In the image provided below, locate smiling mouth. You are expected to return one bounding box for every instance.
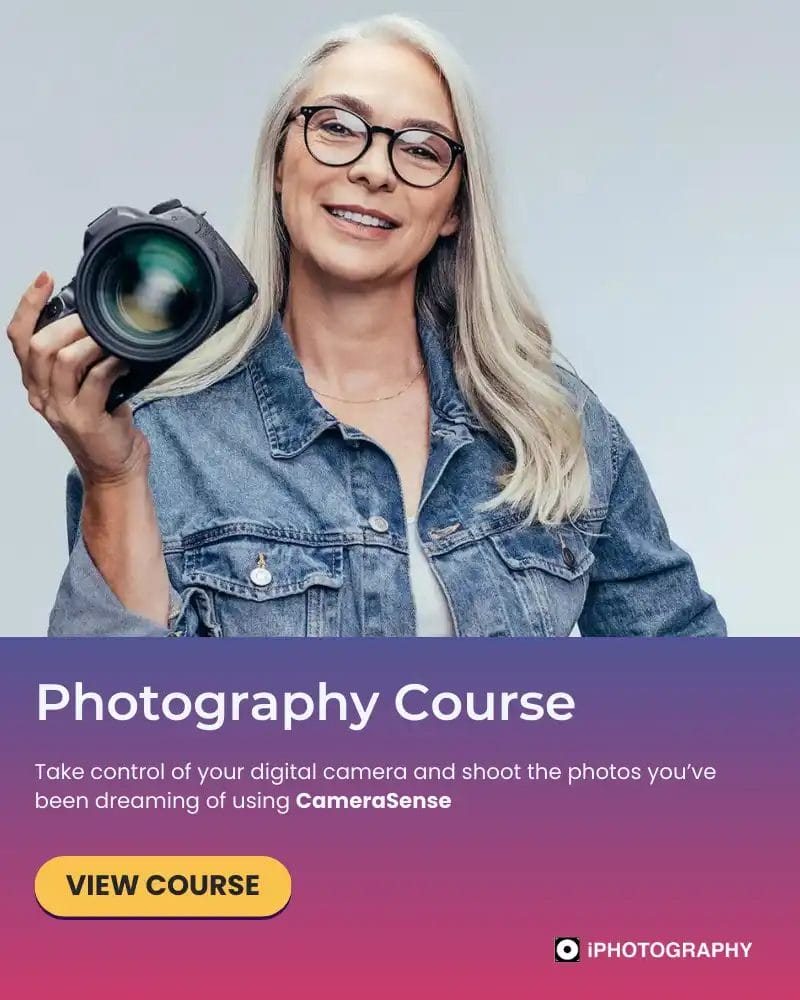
[324,206,399,230]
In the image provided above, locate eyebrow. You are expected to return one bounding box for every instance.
[311,93,458,140]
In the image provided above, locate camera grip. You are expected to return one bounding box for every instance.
[34,283,78,333]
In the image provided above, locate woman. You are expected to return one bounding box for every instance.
[8,15,725,637]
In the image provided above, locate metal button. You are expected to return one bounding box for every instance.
[250,552,272,587]
[368,515,389,533]
[562,546,576,570]
[250,566,272,587]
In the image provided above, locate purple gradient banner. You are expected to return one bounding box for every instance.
[0,639,796,998]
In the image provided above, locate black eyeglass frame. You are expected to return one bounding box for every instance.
[289,104,466,188]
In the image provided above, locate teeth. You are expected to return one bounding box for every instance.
[330,208,393,229]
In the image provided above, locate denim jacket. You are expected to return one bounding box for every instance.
[48,314,726,637]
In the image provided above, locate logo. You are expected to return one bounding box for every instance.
[555,937,581,962]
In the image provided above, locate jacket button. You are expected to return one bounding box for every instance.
[250,566,273,586]
[562,546,576,570]
[368,515,390,533]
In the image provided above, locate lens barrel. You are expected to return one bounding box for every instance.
[75,222,222,364]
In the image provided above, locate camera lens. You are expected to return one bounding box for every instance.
[90,229,214,354]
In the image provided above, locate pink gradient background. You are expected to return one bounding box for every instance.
[0,639,795,998]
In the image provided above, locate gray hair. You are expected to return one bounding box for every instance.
[139,14,591,526]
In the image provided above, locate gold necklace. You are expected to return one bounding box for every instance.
[304,360,426,404]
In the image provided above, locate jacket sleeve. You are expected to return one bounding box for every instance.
[47,465,192,637]
[577,414,727,636]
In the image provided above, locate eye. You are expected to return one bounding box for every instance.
[407,146,439,161]
[395,130,450,166]
[321,121,354,137]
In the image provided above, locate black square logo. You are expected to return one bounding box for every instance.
[555,937,581,962]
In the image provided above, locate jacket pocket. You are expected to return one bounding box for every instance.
[488,521,596,636]
[181,527,344,636]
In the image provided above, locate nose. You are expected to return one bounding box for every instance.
[346,133,397,192]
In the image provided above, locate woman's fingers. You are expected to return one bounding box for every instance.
[5,272,54,373]
[6,272,116,413]
[8,273,142,482]
[74,354,131,415]
[28,316,95,402]
[48,335,109,404]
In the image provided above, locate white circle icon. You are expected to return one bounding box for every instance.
[555,938,580,962]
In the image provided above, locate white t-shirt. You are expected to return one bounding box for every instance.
[406,516,456,637]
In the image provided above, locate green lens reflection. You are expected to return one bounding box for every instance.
[96,231,210,347]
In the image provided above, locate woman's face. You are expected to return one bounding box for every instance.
[275,40,462,288]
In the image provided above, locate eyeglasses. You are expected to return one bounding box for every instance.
[289,105,465,189]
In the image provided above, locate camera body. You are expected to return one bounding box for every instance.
[35,198,258,409]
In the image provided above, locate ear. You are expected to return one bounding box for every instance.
[438,207,459,239]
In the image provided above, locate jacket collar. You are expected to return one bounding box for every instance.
[247,312,481,459]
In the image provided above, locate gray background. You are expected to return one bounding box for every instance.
[1,1,797,635]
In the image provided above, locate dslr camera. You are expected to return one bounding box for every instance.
[34,198,258,410]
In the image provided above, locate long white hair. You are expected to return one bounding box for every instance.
[138,14,592,526]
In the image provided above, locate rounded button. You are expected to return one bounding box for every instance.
[249,566,273,587]
[35,855,291,919]
[368,515,389,533]
[562,546,576,570]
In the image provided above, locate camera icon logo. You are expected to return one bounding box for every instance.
[554,937,581,962]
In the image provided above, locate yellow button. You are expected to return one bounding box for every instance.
[35,856,291,918]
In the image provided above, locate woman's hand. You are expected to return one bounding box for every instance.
[6,271,150,486]
[9,271,172,630]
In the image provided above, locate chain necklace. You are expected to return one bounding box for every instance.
[304,360,426,404]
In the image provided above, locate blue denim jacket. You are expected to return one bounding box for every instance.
[48,314,726,637]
